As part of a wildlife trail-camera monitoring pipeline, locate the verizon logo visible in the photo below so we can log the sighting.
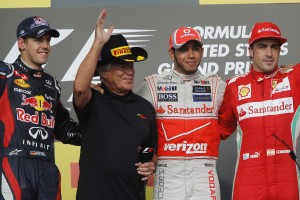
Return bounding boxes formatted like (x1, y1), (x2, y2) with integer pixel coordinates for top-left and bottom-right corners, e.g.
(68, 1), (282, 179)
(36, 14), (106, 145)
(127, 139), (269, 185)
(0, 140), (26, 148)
(237, 97), (293, 121)
(164, 141), (208, 154)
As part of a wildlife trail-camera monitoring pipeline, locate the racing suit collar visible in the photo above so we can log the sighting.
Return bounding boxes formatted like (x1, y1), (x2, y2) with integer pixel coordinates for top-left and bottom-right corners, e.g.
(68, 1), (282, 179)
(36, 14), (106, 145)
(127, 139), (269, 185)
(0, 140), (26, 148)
(250, 65), (279, 83)
(15, 56), (44, 78)
(171, 69), (201, 83)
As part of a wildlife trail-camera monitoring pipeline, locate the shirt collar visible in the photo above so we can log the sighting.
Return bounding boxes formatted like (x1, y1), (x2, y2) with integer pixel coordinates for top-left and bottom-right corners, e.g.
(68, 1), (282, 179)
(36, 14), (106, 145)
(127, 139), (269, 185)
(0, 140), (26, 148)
(14, 56), (44, 78)
(250, 65), (279, 83)
(101, 83), (134, 102)
(171, 69), (201, 83)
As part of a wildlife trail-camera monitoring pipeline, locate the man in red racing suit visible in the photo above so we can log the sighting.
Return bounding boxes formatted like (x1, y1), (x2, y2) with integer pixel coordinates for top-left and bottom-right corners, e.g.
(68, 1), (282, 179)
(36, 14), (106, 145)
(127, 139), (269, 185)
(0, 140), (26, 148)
(137, 26), (225, 200)
(218, 22), (300, 200)
(0, 16), (81, 200)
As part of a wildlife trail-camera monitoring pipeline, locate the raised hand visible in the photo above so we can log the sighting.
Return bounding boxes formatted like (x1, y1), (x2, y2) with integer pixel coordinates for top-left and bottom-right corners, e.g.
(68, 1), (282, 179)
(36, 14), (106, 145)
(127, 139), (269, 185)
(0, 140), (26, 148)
(95, 9), (114, 46)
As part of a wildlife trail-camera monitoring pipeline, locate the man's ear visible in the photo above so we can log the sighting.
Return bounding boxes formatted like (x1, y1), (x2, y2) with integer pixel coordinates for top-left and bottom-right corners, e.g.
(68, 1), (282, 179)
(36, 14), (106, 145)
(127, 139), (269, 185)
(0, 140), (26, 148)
(18, 38), (26, 50)
(101, 71), (108, 79)
(168, 49), (175, 61)
(248, 47), (253, 60)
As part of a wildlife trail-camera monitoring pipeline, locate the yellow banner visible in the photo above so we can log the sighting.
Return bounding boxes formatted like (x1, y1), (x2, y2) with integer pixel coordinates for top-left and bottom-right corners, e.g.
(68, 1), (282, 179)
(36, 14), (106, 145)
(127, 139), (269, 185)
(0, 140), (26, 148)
(55, 143), (154, 199)
(55, 143), (80, 199)
(200, 0), (300, 4)
(0, 0), (50, 8)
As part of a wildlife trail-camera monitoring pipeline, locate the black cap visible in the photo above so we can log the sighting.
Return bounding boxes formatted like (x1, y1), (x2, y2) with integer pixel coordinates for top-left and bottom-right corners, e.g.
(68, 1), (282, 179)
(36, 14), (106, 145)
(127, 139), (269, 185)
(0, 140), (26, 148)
(16, 16), (60, 38)
(95, 34), (148, 76)
(97, 34), (147, 65)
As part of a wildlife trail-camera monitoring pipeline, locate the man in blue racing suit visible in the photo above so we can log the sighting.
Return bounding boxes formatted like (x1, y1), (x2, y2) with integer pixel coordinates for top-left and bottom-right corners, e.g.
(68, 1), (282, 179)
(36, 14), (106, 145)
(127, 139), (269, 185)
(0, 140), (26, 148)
(0, 16), (81, 200)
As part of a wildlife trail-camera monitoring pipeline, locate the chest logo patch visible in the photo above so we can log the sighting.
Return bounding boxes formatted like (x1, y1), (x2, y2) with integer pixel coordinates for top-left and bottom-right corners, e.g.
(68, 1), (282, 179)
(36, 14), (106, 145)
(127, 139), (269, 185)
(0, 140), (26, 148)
(193, 86), (211, 93)
(238, 83), (251, 100)
(157, 93), (178, 102)
(156, 106), (166, 114)
(14, 79), (30, 88)
(272, 77), (291, 94)
(193, 95), (212, 102)
(21, 94), (53, 113)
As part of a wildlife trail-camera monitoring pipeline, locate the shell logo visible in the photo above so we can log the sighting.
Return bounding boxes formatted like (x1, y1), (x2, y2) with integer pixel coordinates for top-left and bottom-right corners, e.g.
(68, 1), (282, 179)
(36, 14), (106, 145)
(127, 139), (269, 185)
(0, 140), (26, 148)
(14, 79), (30, 88)
(239, 86), (250, 97)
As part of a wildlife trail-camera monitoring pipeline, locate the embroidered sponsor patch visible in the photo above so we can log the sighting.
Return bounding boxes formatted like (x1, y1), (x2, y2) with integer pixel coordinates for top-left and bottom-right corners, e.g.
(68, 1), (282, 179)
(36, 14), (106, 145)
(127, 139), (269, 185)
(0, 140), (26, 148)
(237, 97), (293, 121)
(194, 80), (210, 85)
(193, 85), (211, 93)
(158, 93), (178, 102)
(238, 83), (251, 100)
(157, 86), (177, 91)
(193, 95), (212, 102)
(272, 77), (291, 94)
(111, 46), (131, 57)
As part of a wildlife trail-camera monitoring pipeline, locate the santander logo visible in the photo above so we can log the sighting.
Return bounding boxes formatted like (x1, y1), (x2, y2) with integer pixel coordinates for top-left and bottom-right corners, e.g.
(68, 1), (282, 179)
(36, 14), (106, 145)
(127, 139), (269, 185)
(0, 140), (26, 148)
(237, 97), (293, 121)
(161, 104), (214, 115)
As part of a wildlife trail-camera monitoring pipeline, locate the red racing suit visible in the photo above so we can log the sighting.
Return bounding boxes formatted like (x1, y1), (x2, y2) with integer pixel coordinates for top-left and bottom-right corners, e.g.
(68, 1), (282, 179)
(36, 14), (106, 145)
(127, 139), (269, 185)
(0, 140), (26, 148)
(137, 70), (225, 200)
(0, 58), (81, 200)
(219, 65), (300, 200)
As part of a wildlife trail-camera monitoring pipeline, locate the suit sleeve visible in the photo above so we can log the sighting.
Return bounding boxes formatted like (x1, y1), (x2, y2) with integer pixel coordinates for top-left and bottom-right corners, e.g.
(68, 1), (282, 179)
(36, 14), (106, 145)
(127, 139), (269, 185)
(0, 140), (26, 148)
(217, 77), (226, 111)
(0, 62), (8, 97)
(135, 80), (154, 106)
(54, 100), (81, 146)
(218, 83), (237, 140)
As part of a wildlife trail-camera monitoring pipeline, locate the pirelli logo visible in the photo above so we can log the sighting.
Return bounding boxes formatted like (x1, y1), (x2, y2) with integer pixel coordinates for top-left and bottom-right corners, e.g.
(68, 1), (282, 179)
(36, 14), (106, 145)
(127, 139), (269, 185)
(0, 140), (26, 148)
(111, 46), (131, 57)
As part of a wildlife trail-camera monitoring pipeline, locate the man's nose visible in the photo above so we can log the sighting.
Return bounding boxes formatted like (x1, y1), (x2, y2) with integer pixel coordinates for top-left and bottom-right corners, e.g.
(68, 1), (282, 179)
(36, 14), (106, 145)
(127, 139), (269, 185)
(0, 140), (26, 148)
(187, 48), (195, 58)
(41, 40), (50, 48)
(266, 47), (272, 57)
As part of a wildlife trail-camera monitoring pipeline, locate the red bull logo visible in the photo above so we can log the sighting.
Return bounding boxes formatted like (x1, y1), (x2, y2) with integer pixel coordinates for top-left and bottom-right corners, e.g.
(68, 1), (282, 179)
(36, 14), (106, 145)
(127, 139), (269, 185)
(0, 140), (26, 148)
(42, 99), (52, 113)
(16, 108), (55, 128)
(21, 94), (53, 113)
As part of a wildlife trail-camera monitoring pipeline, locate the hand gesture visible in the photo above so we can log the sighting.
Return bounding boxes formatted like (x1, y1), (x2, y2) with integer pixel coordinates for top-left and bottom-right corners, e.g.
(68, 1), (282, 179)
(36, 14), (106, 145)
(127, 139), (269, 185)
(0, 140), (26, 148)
(95, 9), (114, 46)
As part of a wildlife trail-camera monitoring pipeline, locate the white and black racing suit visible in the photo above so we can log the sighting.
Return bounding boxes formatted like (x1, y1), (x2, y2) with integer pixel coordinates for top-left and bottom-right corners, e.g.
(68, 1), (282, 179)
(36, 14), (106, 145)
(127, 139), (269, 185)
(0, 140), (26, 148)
(136, 70), (225, 200)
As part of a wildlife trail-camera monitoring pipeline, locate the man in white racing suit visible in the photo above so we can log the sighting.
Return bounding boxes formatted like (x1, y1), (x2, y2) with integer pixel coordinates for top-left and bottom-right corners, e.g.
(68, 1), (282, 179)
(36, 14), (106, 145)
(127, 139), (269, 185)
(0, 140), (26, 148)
(136, 26), (226, 200)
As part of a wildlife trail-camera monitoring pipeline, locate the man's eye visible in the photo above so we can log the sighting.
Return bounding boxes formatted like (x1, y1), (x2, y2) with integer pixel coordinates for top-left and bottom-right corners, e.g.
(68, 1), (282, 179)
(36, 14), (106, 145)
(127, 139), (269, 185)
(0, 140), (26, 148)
(179, 47), (188, 51)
